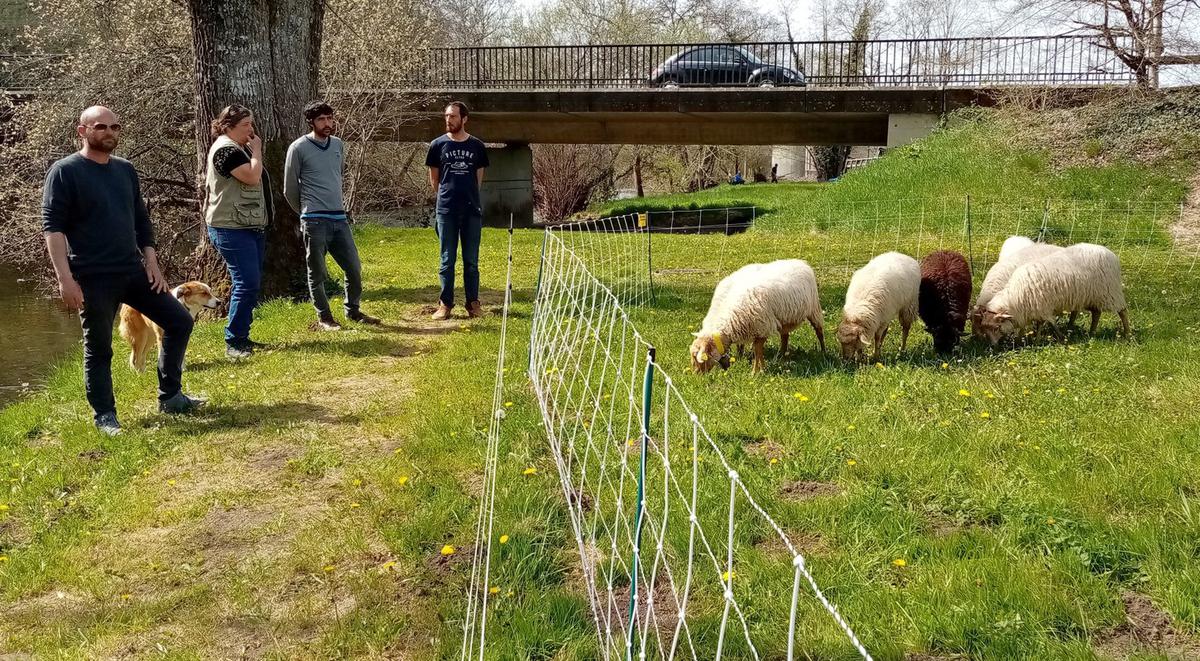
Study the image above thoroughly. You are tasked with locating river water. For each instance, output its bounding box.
[0,266,80,407]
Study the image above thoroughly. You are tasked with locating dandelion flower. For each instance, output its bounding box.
[941,362,949,369]
[846,424,856,431]
[959,389,971,397]
[1046,517,1056,525]
[441,545,456,556]
[350,502,361,509]
[875,362,884,369]
[489,586,501,594]
[0,504,8,512]
[382,561,397,571]
[793,393,810,402]
[722,570,736,582]
[892,558,907,567]
[352,479,362,486]
[121,593,131,600]
[769,458,779,465]
[523,467,537,476]
[397,476,409,486]
[846,459,858,466]
[504,401,513,408]
[499,535,510,544]
[1056,388,1066,394]
[167,479,176,487]
[0,555,8,563]
[980,412,991,419]
[323,565,336,572]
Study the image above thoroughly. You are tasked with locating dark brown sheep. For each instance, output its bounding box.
[919,250,972,354]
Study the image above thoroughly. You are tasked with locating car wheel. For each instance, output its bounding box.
[758,79,776,88]
[662,78,681,89]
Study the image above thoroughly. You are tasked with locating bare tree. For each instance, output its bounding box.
[1019,0,1200,87]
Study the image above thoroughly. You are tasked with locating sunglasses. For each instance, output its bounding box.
[86,123,122,132]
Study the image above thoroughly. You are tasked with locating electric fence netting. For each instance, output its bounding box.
[527,217,872,660]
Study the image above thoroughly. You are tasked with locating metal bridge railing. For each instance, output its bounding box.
[417,35,1136,90]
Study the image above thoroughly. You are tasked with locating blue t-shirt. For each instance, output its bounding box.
[425,134,489,215]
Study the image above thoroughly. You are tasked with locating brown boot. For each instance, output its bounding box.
[466,301,484,318]
[432,304,453,321]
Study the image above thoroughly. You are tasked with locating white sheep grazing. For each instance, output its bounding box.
[690,259,825,374]
[979,242,1130,344]
[998,235,1035,262]
[972,242,1065,336]
[836,251,920,361]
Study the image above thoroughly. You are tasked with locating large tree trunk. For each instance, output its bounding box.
[186,0,323,299]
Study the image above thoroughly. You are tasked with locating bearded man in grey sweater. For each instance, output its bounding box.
[284,100,381,330]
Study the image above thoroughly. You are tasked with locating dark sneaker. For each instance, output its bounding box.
[466,301,484,318]
[159,392,206,415]
[317,314,343,331]
[243,339,272,350]
[226,343,252,360]
[347,310,381,325]
[95,411,122,436]
[432,304,453,321]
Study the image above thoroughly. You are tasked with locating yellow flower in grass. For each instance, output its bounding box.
[769,458,779,465]
[120,593,131,600]
[846,459,858,467]
[504,401,513,408]
[523,467,537,476]
[1046,517,1056,525]
[166,479,176,487]
[892,558,907,567]
[323,565,336,572]
[979,412,991,419]
[382,561,397,571]
[441,545,456,556]
[941,362,949,369]
[351,479,362,486]
[0,504,8,512]
[350,502,361,509]
[793,393,810,402]
[499,535,510,544]
[489,586,501,594]
[396,476,409,486]
[846,424,856,431]
[959,389,971,397]
[0,555,8,563]
[722,570,736,582]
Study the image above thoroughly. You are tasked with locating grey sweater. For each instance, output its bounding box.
[283,135,347,220]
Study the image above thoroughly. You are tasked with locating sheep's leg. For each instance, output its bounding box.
[810,316,826,353]
[1088,308,1101,335]
[779,323,796,358]
[752,338,767,374]
[900,317,912,352]
[1068,310,1079,329]
[1119,309,1131,338]
[872,329,885,363]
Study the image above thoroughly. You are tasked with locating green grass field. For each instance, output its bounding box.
[3,98,1200,659]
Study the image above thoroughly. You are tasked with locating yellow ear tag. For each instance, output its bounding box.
[712,333,725,355]
[699,352,710,362]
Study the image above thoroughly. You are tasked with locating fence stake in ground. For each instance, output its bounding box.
[626,346,655,660]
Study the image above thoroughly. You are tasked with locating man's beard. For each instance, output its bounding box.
[86,135,117,152]
[316,125,334,137]
[446,121,462,133]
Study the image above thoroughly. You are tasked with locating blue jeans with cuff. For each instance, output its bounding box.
[435,211,482,307]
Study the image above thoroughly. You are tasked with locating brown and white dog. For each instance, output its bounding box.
[119,281,221,372]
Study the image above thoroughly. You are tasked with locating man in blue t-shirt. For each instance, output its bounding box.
[425,101,489,320]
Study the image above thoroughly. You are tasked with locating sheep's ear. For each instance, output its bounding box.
[996,313,1013,321]
[859,332,872,347]
[691,331,702,338]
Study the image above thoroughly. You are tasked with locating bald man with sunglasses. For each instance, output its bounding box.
[42,106,202,436]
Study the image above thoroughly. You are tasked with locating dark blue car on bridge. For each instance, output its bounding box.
[649,45,807,88]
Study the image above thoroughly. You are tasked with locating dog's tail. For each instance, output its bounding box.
[118,305,152,372]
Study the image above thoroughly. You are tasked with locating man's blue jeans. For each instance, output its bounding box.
[435,211,482,307]
[208,226,265,345]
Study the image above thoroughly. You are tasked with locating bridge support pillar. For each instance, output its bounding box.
[886,113,939,148]
[769,146,809,181]
[481,143,534,228]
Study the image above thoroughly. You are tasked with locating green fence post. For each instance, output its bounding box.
[626,346,656,660]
